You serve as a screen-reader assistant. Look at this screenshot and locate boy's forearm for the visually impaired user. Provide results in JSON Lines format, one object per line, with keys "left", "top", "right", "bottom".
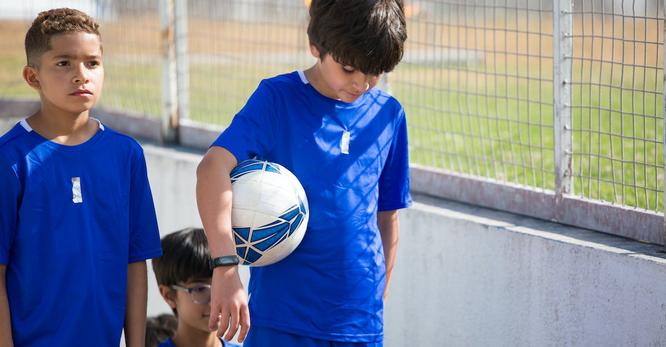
{"left": 197, "top": 147, "right": 250, "bottom": 341}
{"left": 378, "top": 210, "right": 400, "bottom": 301}
{"left": 124, "top": 261, "right": 147, "bottom": 347}
{"left": 0, "top": 266, "right": 14, "bottom": 347}
{"left": 196, "top": 147, "right": 238, "bottom": 257}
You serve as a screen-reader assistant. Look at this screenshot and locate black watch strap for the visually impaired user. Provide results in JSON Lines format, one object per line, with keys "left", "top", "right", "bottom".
{"left": 211, "top": 255, "right": 240, "bottom": 267}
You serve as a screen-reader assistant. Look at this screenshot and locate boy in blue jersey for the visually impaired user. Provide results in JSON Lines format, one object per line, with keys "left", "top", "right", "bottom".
{"left": 152, "top": 228, "right": 241, "bottom": 347}
{"left": 196, "top": 0, "right": 410, "bottom": 346}
{"left": 0, "top": 8, "right": 162, "bottom": 347}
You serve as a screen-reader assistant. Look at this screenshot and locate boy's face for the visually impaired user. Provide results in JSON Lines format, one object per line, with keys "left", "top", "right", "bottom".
{"left": 23, "top": 32, "right": 103, "bottom": 115}
{"left": 161, "top": 280, "right": 215, "bottom": 334}
{"left": 310, "top": 45, "right": 381, "bottom": 103}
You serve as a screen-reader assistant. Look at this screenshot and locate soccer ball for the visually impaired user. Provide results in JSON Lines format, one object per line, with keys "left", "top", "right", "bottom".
{"left": 230, "top": 159, "right": 309, "bottom": 266}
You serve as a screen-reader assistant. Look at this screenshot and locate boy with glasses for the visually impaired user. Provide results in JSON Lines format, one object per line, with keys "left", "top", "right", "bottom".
{"left": 151, "top": 228, "right": 241, "bottom": 347}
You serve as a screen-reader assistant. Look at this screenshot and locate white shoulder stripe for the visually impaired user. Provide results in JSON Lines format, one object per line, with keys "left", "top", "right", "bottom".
{"left": 19, "top": 119, "right": 32, "bottom": 132}
{"left": 91, "top": 117, "right": 105, "bottom": 131}
{"left": 297, "top": 70, "right": 309, "bottom": 84}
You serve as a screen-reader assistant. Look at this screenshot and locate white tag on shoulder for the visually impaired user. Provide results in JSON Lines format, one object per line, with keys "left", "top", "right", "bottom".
{"left": 72, "top": 177, "right": 83, "bottom": 203}
{"left": 340, "top": 130, "right": 350, "bottom": 154}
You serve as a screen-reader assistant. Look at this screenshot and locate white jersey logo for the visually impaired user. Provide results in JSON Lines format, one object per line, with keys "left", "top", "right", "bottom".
{"left": 71, "top": 177, "right": 83, "bottom": 203}
{"left": 340, "top": 130, "right": 350, "bottom": 155}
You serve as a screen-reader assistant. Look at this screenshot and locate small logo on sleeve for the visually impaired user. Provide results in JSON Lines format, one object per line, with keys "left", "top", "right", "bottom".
{"left": 71, "top": 177, "right": 83, "bottom": 203}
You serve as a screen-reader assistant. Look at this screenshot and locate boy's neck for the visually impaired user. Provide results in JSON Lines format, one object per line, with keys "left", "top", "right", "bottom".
{"left": 303, "top": 65, "right": 336, "bottom": 101}
{"left": 172, "top": 327, "right": 222, "bottom": 347}
{"left": 26, "top": 106, "right": 98, "bottom": 146}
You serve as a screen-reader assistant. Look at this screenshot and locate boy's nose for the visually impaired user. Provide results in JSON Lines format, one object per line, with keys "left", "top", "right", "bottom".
{"left": 72, "top": 75, "right": 89, "bottom": 84}
{"left": 352, "top": 73, "right": 376, "bottom": 92}
{"left": 72, "top": 66, "right": 90, "bottom": 84}
{"left": 351, "top": 78, "right": 369, "bottom": 92}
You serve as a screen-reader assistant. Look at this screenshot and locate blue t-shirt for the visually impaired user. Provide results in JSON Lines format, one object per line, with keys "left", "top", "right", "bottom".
{"left": 213, "top": 71, "right": 412, "bottom": 342}
{"left": 158, "top": 337, "right": 241, "bottom": 347}
{"left": 0, "top": 120, "right": 162, "bottom": 346}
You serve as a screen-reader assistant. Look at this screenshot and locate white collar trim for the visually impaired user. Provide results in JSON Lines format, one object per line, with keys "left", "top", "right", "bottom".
{"left": 19, "top": 119, "right": 32, "bottom": 132}
{"left": 297, "top": 70, "right": 309, "bottom": 84}
{"left": 20, "top": 117, "right": 105, "bottom": 132}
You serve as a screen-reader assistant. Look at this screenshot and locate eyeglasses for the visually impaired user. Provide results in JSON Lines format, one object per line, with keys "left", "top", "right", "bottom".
{"left": 171, "top": 283, "right": 211, "bottom": 305}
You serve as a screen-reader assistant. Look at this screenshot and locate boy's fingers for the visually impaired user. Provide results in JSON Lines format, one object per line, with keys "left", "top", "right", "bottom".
{"left": 208, "top": 303, "right": 221, "bottom": 330}
{"left": 224, "top": 309, "right": 240, "bottom": 341}
{"left": 217, "top": 306, "right": 231, "bottom": 338}
{"left": 237, "top": 305, "right": 251, "bottom": 343}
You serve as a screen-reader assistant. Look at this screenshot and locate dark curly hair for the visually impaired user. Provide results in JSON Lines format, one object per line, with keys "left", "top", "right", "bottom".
{"left": 24, "top": 8, "right": 101, "bottom": 67}
{"left": 307, "top": 0, "right": 407, "bottom": 75}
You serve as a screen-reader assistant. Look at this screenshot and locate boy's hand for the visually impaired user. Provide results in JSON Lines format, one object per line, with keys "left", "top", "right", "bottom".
{"left": 210, "top": 265, "right": 250, "bottom": 343}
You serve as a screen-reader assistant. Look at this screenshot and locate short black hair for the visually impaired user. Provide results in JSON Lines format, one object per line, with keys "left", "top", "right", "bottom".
{"left": 152, "top": 227, "right": 213, "bottom": 286}
{"left": 307, "top": 0, "right": 407, "bottom": 75}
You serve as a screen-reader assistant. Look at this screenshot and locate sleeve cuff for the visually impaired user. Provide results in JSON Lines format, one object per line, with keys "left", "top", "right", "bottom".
{"left": 128, "top": 248, "right": 163, "bottom": 263}
{"left": 378, "top": 199, "right": 412, "bottom": 212}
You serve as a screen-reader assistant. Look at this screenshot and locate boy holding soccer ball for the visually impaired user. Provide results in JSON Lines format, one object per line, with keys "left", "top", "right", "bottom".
{"left": 196, "top": 0, "right": 411, "bottom": 346}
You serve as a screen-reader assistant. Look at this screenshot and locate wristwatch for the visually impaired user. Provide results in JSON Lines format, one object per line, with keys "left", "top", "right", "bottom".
{"left": 211, "top": 255, "right": 240, "bottom": 267}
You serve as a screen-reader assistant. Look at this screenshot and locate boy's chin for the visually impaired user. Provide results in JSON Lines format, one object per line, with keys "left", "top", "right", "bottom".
{"left": 339, "top": 95, "right": 360, "bottom": 103}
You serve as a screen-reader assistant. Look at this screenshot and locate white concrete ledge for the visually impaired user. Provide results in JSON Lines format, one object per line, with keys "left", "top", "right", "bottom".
{"left": 388, "top": 194, "right": 666, "bottom": 346}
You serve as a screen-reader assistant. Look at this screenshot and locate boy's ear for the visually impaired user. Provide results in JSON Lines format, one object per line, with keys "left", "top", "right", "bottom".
{"left": 23, "top": 66, "right": 40, "bottom": 90}
{"left": 309, "top": 44, "right": 321, "bottom": 59}
{"left": 159, "top": 285, "right": 177, "bottom": 309}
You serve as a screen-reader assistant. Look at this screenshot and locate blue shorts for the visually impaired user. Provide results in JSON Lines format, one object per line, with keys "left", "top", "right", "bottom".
{"left": 243, "top": 326, "right": 383, "bottom": 347}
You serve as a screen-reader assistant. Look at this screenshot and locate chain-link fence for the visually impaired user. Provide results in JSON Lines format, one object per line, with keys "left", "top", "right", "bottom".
{"left": 0, "top": 0, "right": 664, "bottom": 243}
{"left": 570, "top": 0, "right": 663, "bottom": 211}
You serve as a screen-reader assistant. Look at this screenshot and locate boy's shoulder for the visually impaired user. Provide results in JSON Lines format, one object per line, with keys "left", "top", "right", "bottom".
{"left": 258, "top": 71, "right": 302, "bottom": 90}
{"left": 0, "top": 121, "right": 29, "bottom": 149}
{"left": 367, "top": 86, "right": 403, "bottom": 107}
{"left": 99, "top": 123, "right": 144, "bottom": 152}
{"left": 0, "top": 121, "right": 36, "bottom": 165}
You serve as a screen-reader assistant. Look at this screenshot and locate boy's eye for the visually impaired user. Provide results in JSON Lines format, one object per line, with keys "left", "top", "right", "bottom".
{"left": 191, "top": 286, "right": 209, "bottom": 293}
{"left": 56, "top": 61, "right": 69, "bottom": 67}
{"left": 342, "top": 66, "right": 355, "bottom": 73}
{"left": 87, "top": 60, "right": 101, "bottom": 68}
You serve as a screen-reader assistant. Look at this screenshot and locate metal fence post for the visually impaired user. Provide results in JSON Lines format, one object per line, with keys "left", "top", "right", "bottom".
{"left": 175, "top": 0, "right": 189, "bottom": 123}
{"left": 553, "top": 0, "right": 573, "bottom": 202}
{"left": 663, "top": 0, "right": 666, "bottom": 243}
{"left": 160, "top": 0, "right": 178, "bottom": 143}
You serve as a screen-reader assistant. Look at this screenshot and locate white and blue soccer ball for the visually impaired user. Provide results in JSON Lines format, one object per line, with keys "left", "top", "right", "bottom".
{"left": 230, "top": 159, "right": 309, "bottom": 266}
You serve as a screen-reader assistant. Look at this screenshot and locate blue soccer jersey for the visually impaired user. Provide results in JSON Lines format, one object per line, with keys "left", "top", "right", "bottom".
{"left": 0, "top": 120, "right": 162, "bottom": 346}
{"left": 213, "top": 71, "right": 412, "bottom": 342}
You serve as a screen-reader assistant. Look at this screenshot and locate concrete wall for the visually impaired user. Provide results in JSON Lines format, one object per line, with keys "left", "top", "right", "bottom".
{"left": 143, "top": 143, "right": 666, "bottom": 347}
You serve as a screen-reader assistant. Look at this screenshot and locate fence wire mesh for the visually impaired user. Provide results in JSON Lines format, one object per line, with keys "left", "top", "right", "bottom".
{"left": 569, "top": 0, "right": 664, "bottom": 211}
{"left": 0, "top": 0, "right": 664, "bottom": 220}
{"left": 0, "top": 0, "right": 162, "bottom": 117}
{"left": 186, "top": 0, "right": 312, "bottom": 126}
{"left": 394, "top": 1, "right": 556, "bottom": 191}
